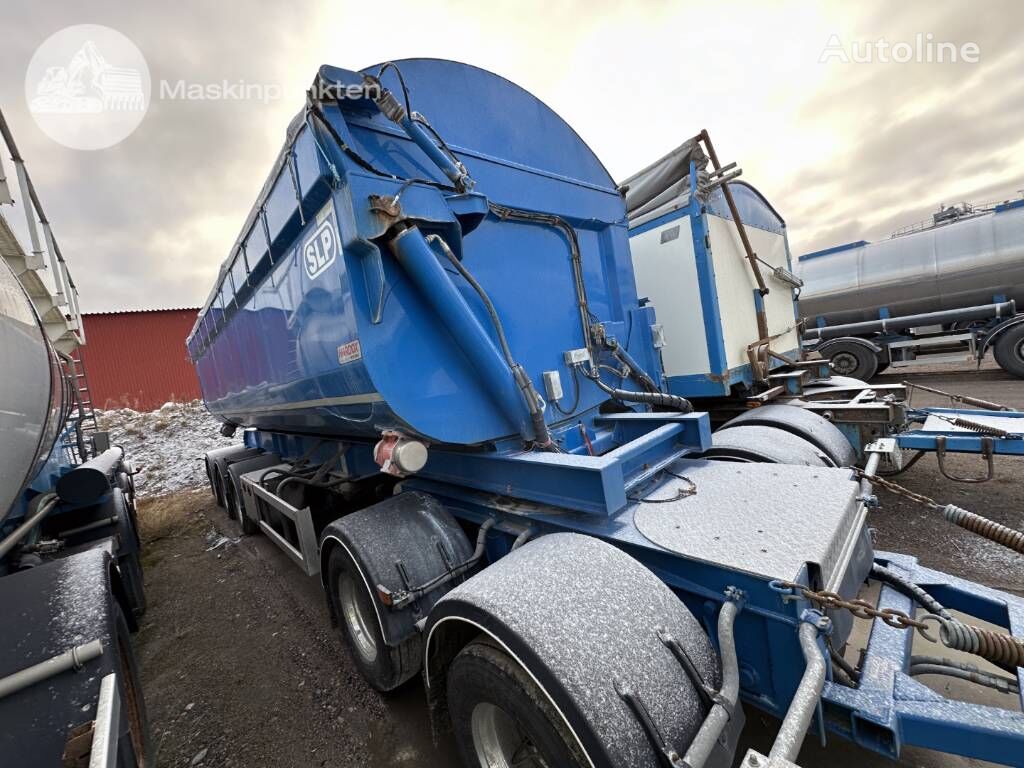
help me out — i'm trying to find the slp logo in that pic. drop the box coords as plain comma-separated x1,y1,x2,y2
303,216,338,280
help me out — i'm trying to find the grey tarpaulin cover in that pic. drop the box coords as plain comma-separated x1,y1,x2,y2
619,139,708,225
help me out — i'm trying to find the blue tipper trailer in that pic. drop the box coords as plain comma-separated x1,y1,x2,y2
187,59,1024,768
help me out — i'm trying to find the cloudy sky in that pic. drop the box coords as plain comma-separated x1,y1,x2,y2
2,1,1022,312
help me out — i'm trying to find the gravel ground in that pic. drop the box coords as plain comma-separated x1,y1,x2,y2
133,366,1023,768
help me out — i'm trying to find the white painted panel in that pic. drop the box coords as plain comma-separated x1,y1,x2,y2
629,217,710,377
706,216,801,369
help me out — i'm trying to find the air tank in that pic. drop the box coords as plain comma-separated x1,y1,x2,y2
187,60,661,447
0,257,68,520
797,202,1024,325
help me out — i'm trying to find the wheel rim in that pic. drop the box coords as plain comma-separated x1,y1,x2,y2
339,575,378,664
831,351,858,376
471,701,549,768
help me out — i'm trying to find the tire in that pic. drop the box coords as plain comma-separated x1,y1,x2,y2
226,475,258,535
448,638,588,768
120,550,147,622
993,324,1024,378
212,466,227,509
824,342,879,380
327,547,421,692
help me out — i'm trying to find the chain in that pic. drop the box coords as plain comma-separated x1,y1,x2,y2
853,468,941,509
774,581,934,638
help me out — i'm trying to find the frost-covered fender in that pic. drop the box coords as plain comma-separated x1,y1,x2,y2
205,445,261,500
979,313,1024,357
423,533,738,768
0,547,147,765
318,491,473,647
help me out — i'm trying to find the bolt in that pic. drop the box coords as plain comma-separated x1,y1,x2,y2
748,756,761,767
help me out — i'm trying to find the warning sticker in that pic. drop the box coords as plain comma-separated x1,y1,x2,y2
337,340,362,365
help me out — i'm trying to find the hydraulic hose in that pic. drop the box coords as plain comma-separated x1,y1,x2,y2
588,373,693,413
871,563,952,620
487,203,693,415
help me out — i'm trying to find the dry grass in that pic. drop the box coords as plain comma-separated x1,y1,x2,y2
135,487,210,545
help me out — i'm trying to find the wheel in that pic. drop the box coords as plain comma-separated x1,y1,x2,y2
327,546,421,691
993,324,1024,378
703,424,832,466
825,343,879,380
119,550,147,622
226,475,258,535
448,638,588,768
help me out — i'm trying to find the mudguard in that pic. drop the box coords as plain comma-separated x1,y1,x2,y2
979,313,1024,357
817,337,882,356
319,491,473,647
722,404,857,467
424,533,741,768
0,548,149,766
704,425,832,466
205,445,261,502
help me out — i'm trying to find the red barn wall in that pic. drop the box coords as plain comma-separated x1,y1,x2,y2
79,309,201,411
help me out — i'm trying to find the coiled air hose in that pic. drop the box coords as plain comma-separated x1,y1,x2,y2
931,618,1024,672
942,505,1024,554
871,564,1024,672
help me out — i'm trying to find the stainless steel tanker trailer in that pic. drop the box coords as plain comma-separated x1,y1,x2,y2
797,200,1024,380
0,111,151,767
190,60,1024,768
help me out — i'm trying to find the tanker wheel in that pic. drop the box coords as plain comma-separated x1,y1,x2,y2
826,343,878,380
993,324,1024,378
326,547,421,692
448,638,588,768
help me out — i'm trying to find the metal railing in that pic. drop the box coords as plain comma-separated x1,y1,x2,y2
889,193,1024,239
0,106,84,345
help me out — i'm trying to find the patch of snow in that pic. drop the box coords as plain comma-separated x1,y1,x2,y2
47,549,107,652
97,400,239,497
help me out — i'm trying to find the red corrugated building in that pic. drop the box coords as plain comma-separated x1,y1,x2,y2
79,308,202,411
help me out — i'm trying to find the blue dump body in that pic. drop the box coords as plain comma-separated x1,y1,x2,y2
187,59,661,446
188,60,1024,766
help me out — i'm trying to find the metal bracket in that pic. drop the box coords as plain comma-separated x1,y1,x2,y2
935,435,995,483
613,679,682,768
